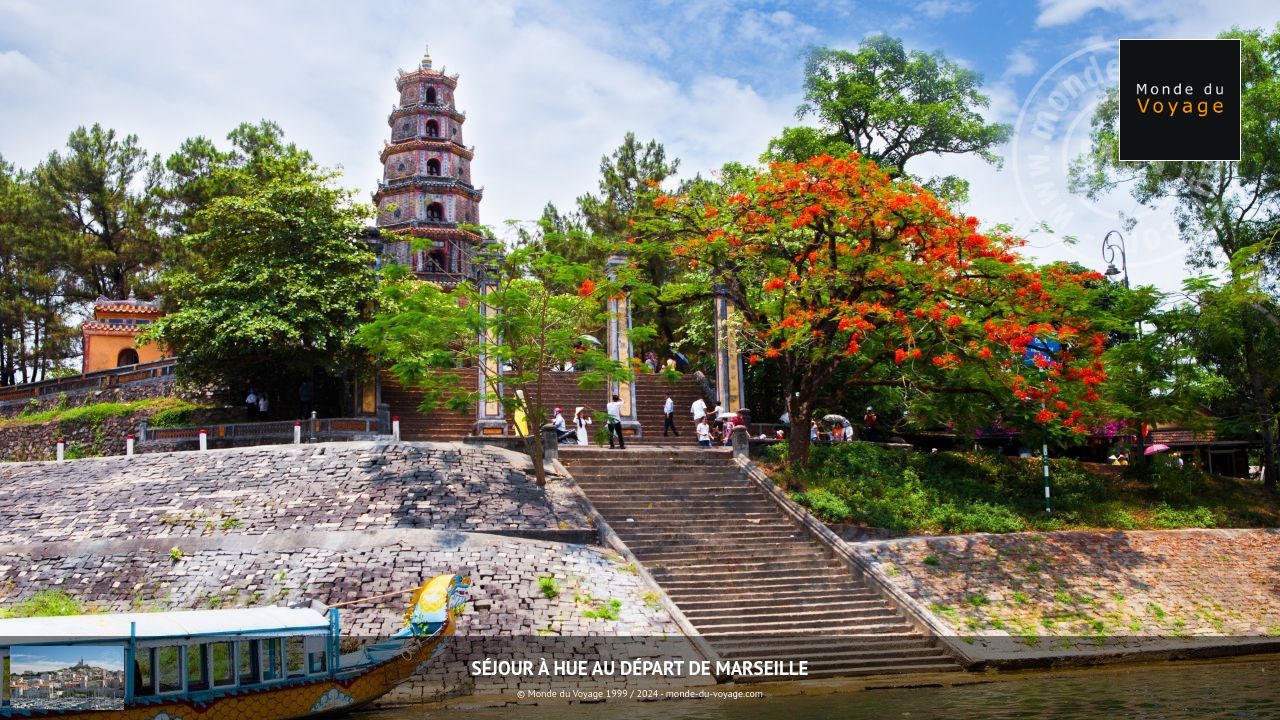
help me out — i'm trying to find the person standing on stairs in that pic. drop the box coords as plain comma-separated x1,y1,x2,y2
606,394,626,449
691,396,707,427
574,407,592,446
663,395,679,437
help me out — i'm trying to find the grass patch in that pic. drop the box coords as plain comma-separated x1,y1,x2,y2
537,576,560,600
582,598,622,621
0,397,209,431
781,443,1276,535
0,590,87,618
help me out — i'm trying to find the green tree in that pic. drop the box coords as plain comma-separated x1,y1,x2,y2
0,156,78,385
641,154,1107,468
767,36,1012,201
1070,24,1280,489
356,239,635,485
577,133,692,353
35,124,163,301
145,166,373,392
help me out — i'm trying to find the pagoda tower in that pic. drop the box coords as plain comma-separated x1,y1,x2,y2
373,47,483,283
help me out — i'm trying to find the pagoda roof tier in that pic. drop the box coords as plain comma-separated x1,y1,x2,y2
396,68,458,89
378,223,486,242
373,176,483,201
389,104,466,124
93,295,163,315
81,320,148,335
381,138,474,163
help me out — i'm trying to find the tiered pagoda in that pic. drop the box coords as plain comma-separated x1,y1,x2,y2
373,47,484,284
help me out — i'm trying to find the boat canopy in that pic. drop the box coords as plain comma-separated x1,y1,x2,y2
0,607,330,646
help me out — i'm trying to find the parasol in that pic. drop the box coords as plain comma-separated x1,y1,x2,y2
1143,444,1170,456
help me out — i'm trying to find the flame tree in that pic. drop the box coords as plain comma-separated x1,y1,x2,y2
639,154,1108,467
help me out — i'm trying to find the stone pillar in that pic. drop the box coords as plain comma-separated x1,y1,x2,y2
605,255,640,437
474,268,507,436
713,291,746,413
541,424,559,462
731,425,750,459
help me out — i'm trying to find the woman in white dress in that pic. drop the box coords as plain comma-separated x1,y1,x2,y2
574,406,592,445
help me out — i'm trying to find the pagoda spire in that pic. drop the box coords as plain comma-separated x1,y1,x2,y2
372,50,483,285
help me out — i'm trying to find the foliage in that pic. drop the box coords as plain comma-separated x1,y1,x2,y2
766,36,1011,201
1070,24,1280,491
581,598,622,621
641,153,1108,466
357,239,641,485
785,443,1265,534
0,590,86,618
146,138,374,389
35,124,163,301
0,396,201,430
0,155,80,385
537,576,560,600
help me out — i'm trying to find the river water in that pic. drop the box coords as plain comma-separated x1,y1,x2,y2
355,658,1280,719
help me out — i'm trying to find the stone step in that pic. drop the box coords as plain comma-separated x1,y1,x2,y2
614,530,807,545
629,548,835,565
686,606,902,628
698,619,915,637
709,633,930,652
682,600,890,622
659,578,865,595
718,645,945,665
665,587,878,605
648,558,846,576
736,660,964,682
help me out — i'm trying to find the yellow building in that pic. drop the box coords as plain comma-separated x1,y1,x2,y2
81,293,167,373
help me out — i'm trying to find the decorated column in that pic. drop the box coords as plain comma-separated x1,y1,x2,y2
713,289,746,413
474,265,507,436
605,255,641,436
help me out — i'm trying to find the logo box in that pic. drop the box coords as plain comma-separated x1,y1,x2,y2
1119,39,1240,162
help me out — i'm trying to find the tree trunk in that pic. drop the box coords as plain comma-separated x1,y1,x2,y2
786,393,814,472
1244,336,1277,493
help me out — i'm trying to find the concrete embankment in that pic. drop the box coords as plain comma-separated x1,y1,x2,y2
850,529,1280,667
0,442,702,702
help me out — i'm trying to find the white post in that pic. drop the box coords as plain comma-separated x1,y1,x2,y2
126,434,135,456
293,422,301,444
392,416,401,442
56,438,65,462
198,428,208,452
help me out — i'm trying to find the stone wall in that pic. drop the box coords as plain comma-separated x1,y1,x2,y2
0,442,592,542
0,442,704,702
0,529,693,703
852,529,1280,665
0,377,179,418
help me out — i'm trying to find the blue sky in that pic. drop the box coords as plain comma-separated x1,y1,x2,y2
10,645,123,672
1,0,1276,291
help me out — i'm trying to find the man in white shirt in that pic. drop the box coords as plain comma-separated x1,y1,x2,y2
552,407,571,443
663,396,678,437
691,397,707,424
606,394,625,449
696,418,712,448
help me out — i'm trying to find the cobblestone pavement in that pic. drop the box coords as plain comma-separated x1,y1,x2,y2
0,441,591,542
854,529,1280,659
0,529,690,701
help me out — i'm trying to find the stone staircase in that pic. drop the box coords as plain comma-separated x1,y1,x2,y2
560,447,961,681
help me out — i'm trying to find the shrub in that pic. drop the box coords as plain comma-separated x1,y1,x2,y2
1150,504,1220,529
582,598,622,620
0,590,85,618
791,487,853,523
537,576,560,599
149,403,201,428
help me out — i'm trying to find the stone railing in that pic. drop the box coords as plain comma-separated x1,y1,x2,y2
0,359,177,408
139,416,386,447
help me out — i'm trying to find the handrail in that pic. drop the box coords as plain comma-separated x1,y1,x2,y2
140,416,385,445
0,359,177,405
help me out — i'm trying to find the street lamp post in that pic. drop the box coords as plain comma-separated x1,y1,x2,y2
1102,230,1130,289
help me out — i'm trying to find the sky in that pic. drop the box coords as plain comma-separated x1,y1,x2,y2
1,0,1277,292
10,645,123,672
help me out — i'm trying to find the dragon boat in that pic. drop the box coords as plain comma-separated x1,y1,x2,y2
0,574,470,719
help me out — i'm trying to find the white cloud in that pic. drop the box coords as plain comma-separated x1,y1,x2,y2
915,0,976,19
1004,47,1039,79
